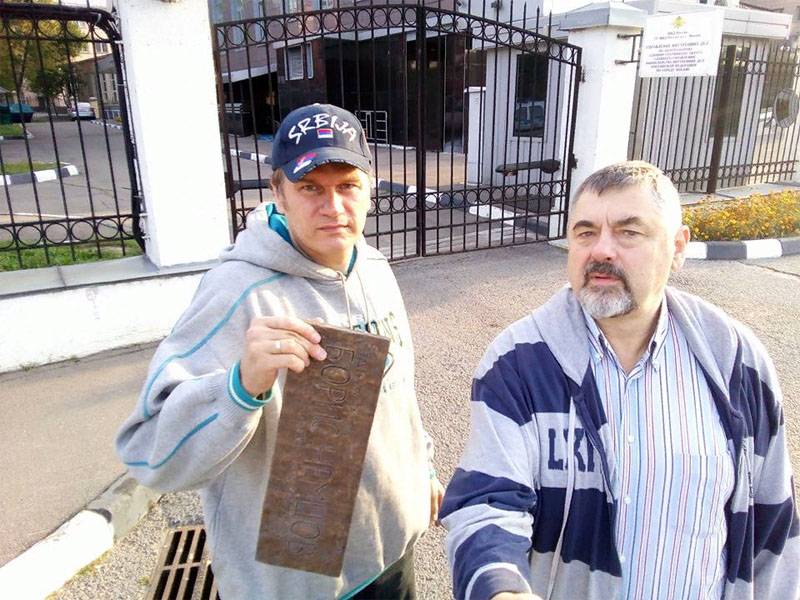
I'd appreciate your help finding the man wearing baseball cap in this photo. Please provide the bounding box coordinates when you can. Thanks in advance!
[117,104,443,599]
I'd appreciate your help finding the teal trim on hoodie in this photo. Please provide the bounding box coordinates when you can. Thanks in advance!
[139,272,286,419]
[228,361,272,411]
[266,202,357,275]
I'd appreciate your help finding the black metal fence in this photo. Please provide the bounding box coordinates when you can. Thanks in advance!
[629,37,800,194]
[0,2,142,271]
[215,1,581,260]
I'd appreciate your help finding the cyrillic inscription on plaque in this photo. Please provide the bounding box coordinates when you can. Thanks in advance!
[256,323,390,576]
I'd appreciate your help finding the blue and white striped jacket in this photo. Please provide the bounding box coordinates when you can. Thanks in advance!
[440,286,799,600]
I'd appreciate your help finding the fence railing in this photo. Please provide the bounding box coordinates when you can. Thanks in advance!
[215,1,581,260]
[0,2,143,271]
[629,37,800,194]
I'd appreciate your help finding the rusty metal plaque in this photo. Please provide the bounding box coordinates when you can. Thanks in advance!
[256,323,390,576]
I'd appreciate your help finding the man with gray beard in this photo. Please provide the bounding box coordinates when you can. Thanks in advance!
[440,161,799,600]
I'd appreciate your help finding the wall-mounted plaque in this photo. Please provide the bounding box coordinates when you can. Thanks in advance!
[640,11,724,78]
[256,323,390,576]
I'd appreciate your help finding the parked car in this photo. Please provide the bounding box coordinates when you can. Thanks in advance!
[9,103,33,123]
[70,102,96,121]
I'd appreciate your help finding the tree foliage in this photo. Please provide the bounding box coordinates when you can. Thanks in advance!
[0,1,87,101]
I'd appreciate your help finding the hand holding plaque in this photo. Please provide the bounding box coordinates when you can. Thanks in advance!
[257,322,390,576]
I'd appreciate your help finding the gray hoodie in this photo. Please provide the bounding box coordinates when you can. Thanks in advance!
[116,203,431,599]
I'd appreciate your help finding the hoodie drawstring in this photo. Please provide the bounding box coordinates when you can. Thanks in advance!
[338,272,354,329]
[546,401,576,600]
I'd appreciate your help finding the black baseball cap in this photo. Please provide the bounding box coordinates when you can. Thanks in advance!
[271,104,373,183]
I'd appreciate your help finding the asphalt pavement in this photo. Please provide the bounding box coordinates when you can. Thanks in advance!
[0,120,133,227]
[1,243,788,599]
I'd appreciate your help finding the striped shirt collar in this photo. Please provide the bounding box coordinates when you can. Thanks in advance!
[581,299,670,372]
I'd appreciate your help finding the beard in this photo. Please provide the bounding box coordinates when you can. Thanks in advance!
[577,261,637,319]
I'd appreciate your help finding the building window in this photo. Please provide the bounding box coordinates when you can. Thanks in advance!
[287,0,303,13]
[513,52,548,138]
[286,43,313,80]
[100,72,118,104]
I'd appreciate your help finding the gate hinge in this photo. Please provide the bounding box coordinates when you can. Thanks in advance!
[569,153,578,169]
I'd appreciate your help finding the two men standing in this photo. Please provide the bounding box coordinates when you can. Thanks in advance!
[118,101,797,600]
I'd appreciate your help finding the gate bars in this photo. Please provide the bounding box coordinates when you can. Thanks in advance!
[0,2,142,270]
[630,38,800,194]
[214,0,581,261]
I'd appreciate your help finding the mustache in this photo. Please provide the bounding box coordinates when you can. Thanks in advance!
[584,261,631,289]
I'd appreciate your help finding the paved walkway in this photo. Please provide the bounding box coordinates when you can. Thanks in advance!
[0,343,155,565]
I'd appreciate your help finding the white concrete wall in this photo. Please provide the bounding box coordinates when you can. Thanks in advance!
[567,25,642,192]
[117,0,230,268]
[0,275,203,373]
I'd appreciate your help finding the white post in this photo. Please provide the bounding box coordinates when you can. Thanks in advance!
[465,86,485,186]
[117,0,230,267]
[560,3,646,205]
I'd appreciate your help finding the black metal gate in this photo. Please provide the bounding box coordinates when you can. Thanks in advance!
[215,1,581,260]
[0,2,143,270]
[629,37,800,194]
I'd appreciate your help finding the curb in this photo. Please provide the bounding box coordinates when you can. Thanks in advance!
[0,474,160,600]
[686,236,800,260]
[0,163,79,187]
[0,131,33,141]
[230,148,270,164]
[89,119,124,130]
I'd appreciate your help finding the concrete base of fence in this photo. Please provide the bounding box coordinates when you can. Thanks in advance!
[0,256,213,373]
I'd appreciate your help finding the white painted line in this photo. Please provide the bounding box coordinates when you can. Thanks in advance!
[36,170,57,182]
[468,204,518,220]
[743,238,782,259]
[230,149,270,164]
[685,242,708,260]
[0,510,113,600]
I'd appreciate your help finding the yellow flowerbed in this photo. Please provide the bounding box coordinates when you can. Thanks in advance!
[684,190,800,242]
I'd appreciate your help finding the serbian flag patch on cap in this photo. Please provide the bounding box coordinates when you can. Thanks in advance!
[317,128,334,139]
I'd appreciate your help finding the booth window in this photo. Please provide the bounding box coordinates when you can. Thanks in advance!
[287,43,314,80]
[513,52,548,138]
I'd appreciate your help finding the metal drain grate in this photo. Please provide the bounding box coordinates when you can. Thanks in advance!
[147,526,220,600]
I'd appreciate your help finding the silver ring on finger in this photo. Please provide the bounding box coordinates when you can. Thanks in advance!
[274,340,281,352]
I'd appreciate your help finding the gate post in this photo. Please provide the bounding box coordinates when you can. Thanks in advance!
[707,44,737,195]
[560,3,646,209]
[465,86,485,186]
[117,0,230,267]
[415,4,427,258]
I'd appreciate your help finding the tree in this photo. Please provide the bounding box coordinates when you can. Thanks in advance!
[0,2,86,102]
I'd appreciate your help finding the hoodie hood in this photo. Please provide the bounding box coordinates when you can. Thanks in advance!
[219,202,366,281]
[530,285,733,398]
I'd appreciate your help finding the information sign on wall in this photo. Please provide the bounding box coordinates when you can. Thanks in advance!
[640,11,724,78]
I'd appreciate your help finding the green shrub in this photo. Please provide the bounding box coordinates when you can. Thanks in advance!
[0,123,24,137]
[684,190,800,241]
[0,240,142,271]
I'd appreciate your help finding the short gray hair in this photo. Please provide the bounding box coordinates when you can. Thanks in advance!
[570,161,682,232]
